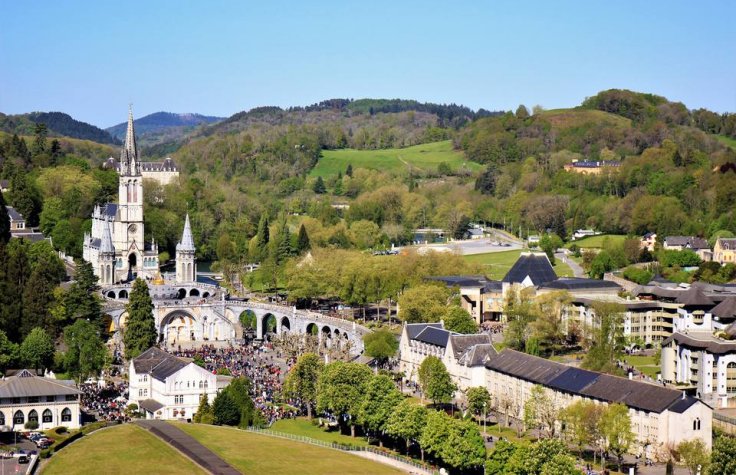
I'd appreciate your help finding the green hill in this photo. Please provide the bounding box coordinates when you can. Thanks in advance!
[309,140,482,178]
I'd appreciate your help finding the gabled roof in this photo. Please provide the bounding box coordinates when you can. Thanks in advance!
[132,347,189,381]
[414,326,453,348]
[405,322,444,340]
[677,286,715,307]
[540,278,621,291]
[139,399,165,413]
[717,238,736,251]
[6,206,23,221]
[662,332,736,355]
[712,297,736,321]
[100,203,118,218]
[462,343,497,367]
[0,370,81,398]
[502,253,557,286]
[449,334,493,360]
[664,236,709,249]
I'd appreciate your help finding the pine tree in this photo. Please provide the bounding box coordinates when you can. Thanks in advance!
[313,176,326,194]
[297,224,311,254]
[194,393,214,424]
[123,278,156,359]
[345,164,353,177]
[21,264,57,337]
[276,223,293,263]
[255,213,270,262]
[9,170,40,227]
[0,190,10,244]
[32,123,48,157]
[333,179,343,196]
[63,260,102,330]
[49,139,62,164]
[0,240,30,342]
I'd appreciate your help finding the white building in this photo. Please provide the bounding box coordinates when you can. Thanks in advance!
[0,370,82,430]
[128,347,231,420]
[103,156,180,186]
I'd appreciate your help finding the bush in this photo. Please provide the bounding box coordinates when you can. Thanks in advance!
[659,249,701,268]
[40,449,52,459]
[623,267,653,285]
[54,426,68,435]
[24,420,39,430]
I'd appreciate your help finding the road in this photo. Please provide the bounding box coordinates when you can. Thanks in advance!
[556,252,586,277]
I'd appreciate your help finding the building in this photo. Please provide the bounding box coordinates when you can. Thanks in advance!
[563,160,622,175]
[128,347,231,420]
[427,276,503,323]
[6,206,25,232]
[663,236,712,261]
[486,349,712,451]
[103,156,180,186]
[572,229,600,240]
[84,108,160,283]
[0,369,82,430]
[714,238,736,265]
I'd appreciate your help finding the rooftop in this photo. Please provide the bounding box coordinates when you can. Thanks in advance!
[0,369,81,399]
[502,252,558,286]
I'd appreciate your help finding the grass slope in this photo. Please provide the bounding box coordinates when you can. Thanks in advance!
[463,250,573,280]
[566,234,627,249]
[271,417,369,447]
[310,140,482,177]
[43,424,206,475]
[539,108,632,130]
[717,135,736,151]
[174,423,402,475]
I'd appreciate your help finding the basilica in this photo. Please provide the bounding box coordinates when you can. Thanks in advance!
[83,108,195,285]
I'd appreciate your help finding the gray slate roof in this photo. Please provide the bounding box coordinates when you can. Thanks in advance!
[133,347,189,381]
[139,399,165,413]
[665,236,709,249]
[502,253,557,286]
[485,349,693,413]
[449,334,493,360]
[662,332,736,355]
[713,297,736,321]
[100,203,118,218]
[540,278,621,291]
[6,206,23,221]
[405,323,444,340]
[414,326,454,348]
[0,369,81,398]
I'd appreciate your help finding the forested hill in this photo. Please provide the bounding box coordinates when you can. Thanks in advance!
[106,112,223,140]
[0,111,119,145]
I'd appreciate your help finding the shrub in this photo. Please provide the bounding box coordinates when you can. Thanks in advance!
[623,267,653,285]
[24,420,39,430]
[54,426,68,435]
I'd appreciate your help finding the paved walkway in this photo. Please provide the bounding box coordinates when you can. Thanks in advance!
[136,420,241,475]
[556,251,585,277]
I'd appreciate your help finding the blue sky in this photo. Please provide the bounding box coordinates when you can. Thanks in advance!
[1,1,734,127]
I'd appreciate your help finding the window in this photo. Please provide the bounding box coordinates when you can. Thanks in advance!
[0,412,4,425]
[11,398,19,405]
[204,380,208,389]
[66,395,77,402]
[28,410,38,423]
[46,396,55,402]
[199,381,203,389]
[187,381,190,388]
[28,396,39,403]
[61,408,72,422]
[693,418,701,431]
[175,395,184,404]
[42,409,52,423]
[13,411,24,425]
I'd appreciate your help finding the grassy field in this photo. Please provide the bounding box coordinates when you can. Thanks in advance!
[309,140,482,177]
[624,354,661,379]
[717,135,736,151]
[566,234,627,249]
[270,417,369,447]
[463,250,574,280]
[43,424,206,475]
[174,423,402,475]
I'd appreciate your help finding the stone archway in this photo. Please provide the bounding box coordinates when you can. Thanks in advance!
[262,314,277,336]
[160,310,197,346]
[306,322,318,336]
[280,316,291,333]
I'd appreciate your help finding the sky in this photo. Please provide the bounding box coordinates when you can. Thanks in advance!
[1,1,735,128]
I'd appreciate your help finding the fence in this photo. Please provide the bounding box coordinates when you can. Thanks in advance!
[713,412,736,435]
[246,427,438,475]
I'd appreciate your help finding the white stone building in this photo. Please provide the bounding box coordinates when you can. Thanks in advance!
[128,347,231,420]
[0,370,82,430]
[103,156,180,186]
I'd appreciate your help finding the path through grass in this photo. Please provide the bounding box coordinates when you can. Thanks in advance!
[464,250,574,280]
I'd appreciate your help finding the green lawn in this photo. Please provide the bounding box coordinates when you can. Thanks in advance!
[270,417,370,447]
[173,423,402,475]
[566,234,627,249]
[464,250,574,280]
[310,140,482,177]
[43,424,206,475]
[717,135,736,151]
[624,354,661,379]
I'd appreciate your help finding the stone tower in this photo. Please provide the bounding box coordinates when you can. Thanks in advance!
[99,219,116,285]
[176,214,196,283]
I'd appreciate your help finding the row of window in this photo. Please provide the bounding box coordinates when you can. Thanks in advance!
[138,389,148,397]
[1,395,77,404]
[138,375,149,383]
[173,380,209,390]
[174,395,184,404]
[0,408,73,425]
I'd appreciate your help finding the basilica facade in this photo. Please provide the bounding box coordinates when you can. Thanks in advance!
[83,108,195,285]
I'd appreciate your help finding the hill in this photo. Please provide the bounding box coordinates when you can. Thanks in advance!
[0,111,118,144]
[310,140,482,178]
[106,111,223,148]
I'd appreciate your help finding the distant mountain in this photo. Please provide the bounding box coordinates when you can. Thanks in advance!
[106,112,224,146]
[0,111,119,145]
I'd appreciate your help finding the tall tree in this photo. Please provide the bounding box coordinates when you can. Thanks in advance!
[359,375,403,447]
[474,164,497,195]
[312,176,326,194]
[255,213,270,262]
[600,403,635,472]
[524,384,558,438]
[296,224,311,254]
[21,264,58,336]
[0,329,18,373]
[193,393,214,424]
[0,239,30,341]
[709,434,736,475]
[418,356,456,406]
[19,327,54,373]
[362,329,399,368]
[386,400,427,457]
[9,170,40,227]
[32,123,48,157]
[123,278,156,359]
[317,361,373,437]
[0,190,10,244]
[465,386,491,422]
[63,318,107,383]
[677,438,710,475]
[443,306,478,334]
[582,302,626,374]
[283,353,323,418]
[62,259,102,329]
[212,390,240,426]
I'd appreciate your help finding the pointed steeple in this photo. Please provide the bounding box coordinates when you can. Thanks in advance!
[120,105,140,176]
[176,214,195,252]
[100,219,115,254]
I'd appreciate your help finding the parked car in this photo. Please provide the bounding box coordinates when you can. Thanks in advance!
[17,455,28,464]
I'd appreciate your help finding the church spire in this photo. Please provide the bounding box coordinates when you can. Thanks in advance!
[176,214,196,252]
[100,219,115,254]
[120,105,140,176]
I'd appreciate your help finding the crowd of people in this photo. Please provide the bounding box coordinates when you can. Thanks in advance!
[172,342,298,425]
[80,381,129,422]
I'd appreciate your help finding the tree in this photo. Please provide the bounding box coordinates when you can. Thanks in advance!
[359,375,403,446]
[193,393,214,424]
[524,384,558,438]
[19,327,54,373]
[0,239,30,342]
[61,260,102,329]
[345,164,353,177]
[212,390,240,426]
[474,165,497,195]
[419,410,450,461]
[465,386,491,421]
[560,400,604,462]
[123,278,156,359]
[317,361,373,437]
[21,264,58,337]
[677,438,710,475]
[582,302,625,374]
[63,319,107,383]
[0,330,18,373]
[223,377,259,428]
[442,418,486,471]
[516,105,530,119]
[283,353,323,418]
[709,434,736,475]
[443,306,478,334]
[397,284,449,323]
[485,439,517,474]
[541,453,582,475]
[313,176,326,194]
[362,329,399,367]
[0,190,10,244]
[600,403,635,472]
[254,213,270,262]
[296,223,311,253]
[418,356,456,405]
[503,286,537,351]
[386,400,427,457]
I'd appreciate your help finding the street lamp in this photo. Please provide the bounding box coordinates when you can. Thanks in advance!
[483,401,487,435]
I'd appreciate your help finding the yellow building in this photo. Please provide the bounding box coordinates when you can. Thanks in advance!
[714,238,736,264]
